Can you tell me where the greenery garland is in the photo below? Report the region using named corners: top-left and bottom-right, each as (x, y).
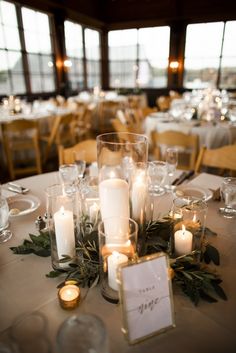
top-left (10, 217), bottom-right (227, 306)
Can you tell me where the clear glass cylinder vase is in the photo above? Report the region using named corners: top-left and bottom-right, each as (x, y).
top-left (170, 197), bottom-right (208, 260)
top-left (45, 184), bottom-right (81, 271)
top-left (98, 216), bottom-right (138, 303)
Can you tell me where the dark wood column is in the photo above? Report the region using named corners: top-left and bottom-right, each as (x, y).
top-left (52, 9), bottom-right (69, 96)
top-left (168, 21), bottom-right (186, 90)
top-left (100, 29), bottom-right (109, 90)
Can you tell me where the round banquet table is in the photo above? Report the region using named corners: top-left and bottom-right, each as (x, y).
top-left (144, 114), bottom-right (236, 149)
top-left (0, 171), bottom-right (236, 353)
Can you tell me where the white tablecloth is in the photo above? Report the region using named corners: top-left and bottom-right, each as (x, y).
top-left (0, 172), bottom-right (236, 353)
top-left (144, 114), bottom-right (236, 149)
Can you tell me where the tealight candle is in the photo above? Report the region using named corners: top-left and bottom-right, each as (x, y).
top-left (174, 225), bottom-right (193, 256)
top-left (108, 251), bottom-right (128, 291)
top-left (58, 281), bottom-right (80, 310)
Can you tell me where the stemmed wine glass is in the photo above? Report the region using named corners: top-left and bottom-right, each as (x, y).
top-left (165, 147), bottom-right (178, 191)
top-left (0, 188), bottom-right (12, 243)
top-left (73, 151), bottom-right (86, 180)
top-left (219, 177), bottom-right (236, 218)
top-left (148, 161), bottom-right (167, 196)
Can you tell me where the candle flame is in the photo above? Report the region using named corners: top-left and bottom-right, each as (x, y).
top-left (60, 206), bottom-right (65, 215)
top-left (109, 171), bottom-right (116, 178)
top-left (193, 214), bottom-right (197, 222)
top-left (112, 251), bottom-right (120, 258)
top-left (182, 224), bottom-right (186, 234)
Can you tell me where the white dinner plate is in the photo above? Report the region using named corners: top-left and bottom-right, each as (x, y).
top-left (7, 195), bottom-right (41, 217)
top-left (175, 184), bottom-right (213, 201)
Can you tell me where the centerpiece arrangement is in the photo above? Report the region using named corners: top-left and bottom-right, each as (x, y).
top-left (10, 132), bottom-right (227, 306)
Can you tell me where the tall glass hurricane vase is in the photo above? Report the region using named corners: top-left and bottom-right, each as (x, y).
top-left (97, 132), bottom-right (148, 255)
top-left (97, 133), bottom-right (148, 217)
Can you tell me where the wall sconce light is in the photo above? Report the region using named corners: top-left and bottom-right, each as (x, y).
top-left (63, 59), bottom-right (72, 68)
top-left (169, 61), bottom-right (179, 73)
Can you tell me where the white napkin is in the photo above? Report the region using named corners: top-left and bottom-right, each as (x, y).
top-left (189, 173), bottom-right (223, 192)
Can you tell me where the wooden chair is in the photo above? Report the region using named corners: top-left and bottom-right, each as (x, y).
top-left (195, 145), bottom-right (236, 175)
top-left (58, 139), bottom-right (97, 165)
top-left (74, 104), bottom-right (95, 141)
top-left (151, 130), bottom-right (199, 170)
top-left (41, 113), bottom-right (77, 163)
top-left (98, 101), bottom-right (121, 133)
top-left (2, 119), bottom-right (42, 180)
top-left (156, 96), bottom-right (171, 112)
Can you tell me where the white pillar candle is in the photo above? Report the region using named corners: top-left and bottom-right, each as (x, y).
top-left (99, 178), bottom-right (130, 239)
top-left (53, 206), bottom-right (75, 259)
top-left (174, 225), bottom-right (193, 256)
top-left (131, 175), bottom-right (147, 221)
top-left (108, 251), bottom-right (128, 291)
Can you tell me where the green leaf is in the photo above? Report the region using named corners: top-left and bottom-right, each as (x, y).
top-left (199, 290), bottom-right (218, 303)
top-left (46, 270), bottom-right (62, 278)
top-left (211, 282), bottom-right (228, 301)
top-left (205, 244), bottom-right (220, 265)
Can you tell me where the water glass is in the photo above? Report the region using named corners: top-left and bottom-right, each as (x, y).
top-left (166, 147), bottom-right (178, 177)
top-left (10, 312), bottom-right (51, 353)
top-left (56, 314), bottom-right (109, 353)
top-left (59, 164), bottom-right (78, 194)
top-left (148, 161), bottom-right (167, 196)
top-left (73, 151), bottom-right (86, 179)
top-left (219, 177), bottom-right (236, 218)
top-left (0, 196), bottom-right (12, 243)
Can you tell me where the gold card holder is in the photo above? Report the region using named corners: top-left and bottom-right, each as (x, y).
top-left (117, 252), bottom-right (175, 344)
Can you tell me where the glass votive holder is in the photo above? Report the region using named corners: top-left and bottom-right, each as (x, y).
top-left (58, 280), bottom-right (80, 310)
top-left (98, 217), bottom-right (138, 303)
top-left (170, 197), bottom-right (208, 260)
top-left (45, 184), bottom-right (81, 271)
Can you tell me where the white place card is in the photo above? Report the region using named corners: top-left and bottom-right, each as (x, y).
top-left (117, 253), bottom-right (175, 344)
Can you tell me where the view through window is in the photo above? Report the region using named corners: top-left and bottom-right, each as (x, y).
top-left (22, 6), bottom-right (55, 93)
top-left (108, 26), bottom-right (170, 89)
top-left (184, 21), bottom-right (236, 90)
top-left (0, 0), bottom-right (25, 95)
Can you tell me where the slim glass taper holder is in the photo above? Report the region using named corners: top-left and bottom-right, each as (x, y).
top-left (45, 184), bottom-right (81, 271)
top-left (98, 217), bottom-right (138, 303)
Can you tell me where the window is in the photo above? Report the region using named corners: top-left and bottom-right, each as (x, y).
top-left (85, 28), bottom-right (101, 88)
top-left (21, 6), bottom-right (55, 93)
top-left (220, 21), bottom-right (236, 89)
top-left (0, 0), bottom-right (25, 94)
top-left (64, 20), bottom-right (84, 91)
top-left (184, 22), bottom-right (224, 89)
top-left (108, 26), bottom-right (170, 89)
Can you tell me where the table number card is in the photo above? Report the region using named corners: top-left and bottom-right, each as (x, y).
top-left (117, 252), bottom-right (175, 344)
